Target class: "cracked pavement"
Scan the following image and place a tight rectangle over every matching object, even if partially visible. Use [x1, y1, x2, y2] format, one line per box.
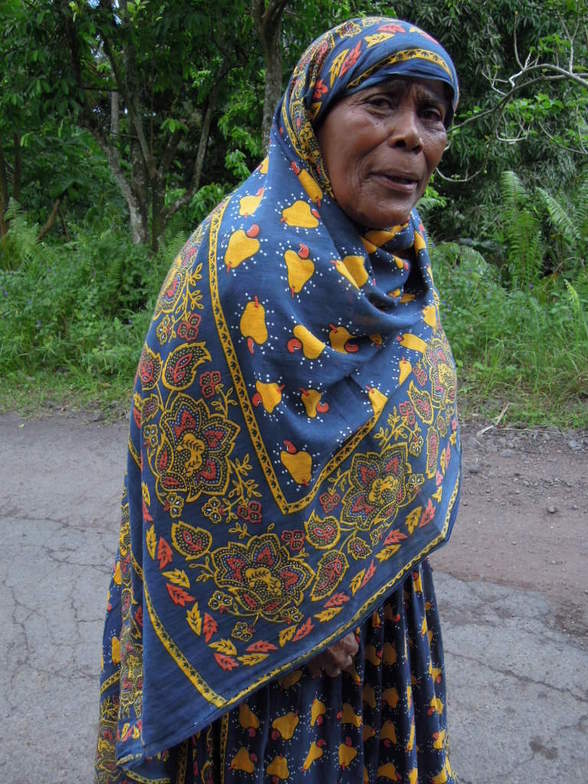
[0, 412, 586, 783]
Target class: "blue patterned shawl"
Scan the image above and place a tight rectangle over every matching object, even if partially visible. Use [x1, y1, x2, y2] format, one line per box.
[96, 16, 461, 779]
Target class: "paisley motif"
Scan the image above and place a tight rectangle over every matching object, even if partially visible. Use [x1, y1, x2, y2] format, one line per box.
[305, 513, 340, 550]
[311, 550, 349, 601]
[137, 346, 162, 390]
[162, 343, 211, 391]
[171, 522, 212, 561]
[407, 382, 434, 425]
[155, 263, 186, 316]
[211, 533, 314, 622]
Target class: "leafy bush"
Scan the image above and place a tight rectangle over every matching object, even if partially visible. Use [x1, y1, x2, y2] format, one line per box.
[0, 217, 180, 382]
[493, 170, 587, 288]
[432, 242, 588, 427]
[0, 204, 39, 271]
[1, 193, 586, 428]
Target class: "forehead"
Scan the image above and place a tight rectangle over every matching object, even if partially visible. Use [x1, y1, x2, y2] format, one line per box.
[352, 77, 450, 105]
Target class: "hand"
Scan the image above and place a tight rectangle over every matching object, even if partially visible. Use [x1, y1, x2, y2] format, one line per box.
[307, 631, 359, 678]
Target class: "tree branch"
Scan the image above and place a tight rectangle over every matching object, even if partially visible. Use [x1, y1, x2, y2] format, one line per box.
[97, 0, 156, 179]
[158, 127, 185, 180]
[161, 89, 218, 223]
[37, 196, 62, 242]
[454, 16, 588, 149]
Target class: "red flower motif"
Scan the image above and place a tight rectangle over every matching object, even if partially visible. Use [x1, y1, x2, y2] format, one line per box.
[177, 313, 202, 342]
[340, 40, 362, 78]
[413, 363, 428, 388]
[378, 23, 405, 33]
[212, 533, 312, 622]
[342, 447, 420, 530]
[237, 500, 263, 524]
[312, 79, 329, 100]
[319, 490, 340, 513]
[199, 370, 222, 399]
[399, 400, 416, 426]
[281, 529, 305, 553]
[158, 395, 239, 502]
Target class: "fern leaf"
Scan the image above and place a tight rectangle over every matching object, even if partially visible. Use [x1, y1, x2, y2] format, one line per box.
[536, 187, 579, 244]
[574, 173, 588, 239]
[500, 170, 526, 210]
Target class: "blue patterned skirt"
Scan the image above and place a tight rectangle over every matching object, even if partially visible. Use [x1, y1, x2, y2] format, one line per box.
[98, 560, 455, 784]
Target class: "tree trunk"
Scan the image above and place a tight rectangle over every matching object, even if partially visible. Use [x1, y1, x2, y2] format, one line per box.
[58, 204, 70, 240]
[110, 91, 119, 137]
[130, 138, 149, 245]
[96, 135, 148, 245]
[261, 25, 283, 147]
[150, 178, 164, 252]
[13, 134, 22, 202]
[251, 1, 289, 149]
[160, 88, 218, 228]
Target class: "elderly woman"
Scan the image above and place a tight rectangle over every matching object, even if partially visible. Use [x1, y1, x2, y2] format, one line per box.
[96, 17, 461, 784]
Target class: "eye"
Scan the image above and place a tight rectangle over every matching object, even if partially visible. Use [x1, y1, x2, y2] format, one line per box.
[421, 103, 446, 123]
[365, 94, 397, 111]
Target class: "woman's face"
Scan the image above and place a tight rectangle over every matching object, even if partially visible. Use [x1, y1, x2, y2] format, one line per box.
[317, 78, 449, 229]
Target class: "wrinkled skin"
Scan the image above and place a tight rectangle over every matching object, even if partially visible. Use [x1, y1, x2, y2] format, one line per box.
[317, 77, 449, 229]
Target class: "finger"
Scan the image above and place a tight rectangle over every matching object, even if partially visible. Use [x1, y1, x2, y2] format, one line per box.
[336, 632, 359, 657]
[336, 652, 354, 673]
[324, 662, 342, 677]
[324, 646, 348, 670]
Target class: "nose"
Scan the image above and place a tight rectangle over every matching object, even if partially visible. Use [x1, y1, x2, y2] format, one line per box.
[387, 107, 422, 152]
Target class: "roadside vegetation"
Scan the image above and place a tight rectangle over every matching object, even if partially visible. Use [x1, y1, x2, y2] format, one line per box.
[1, 0, 586, 427]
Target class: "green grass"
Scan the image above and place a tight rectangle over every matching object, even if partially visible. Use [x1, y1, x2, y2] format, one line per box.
[0, 368, 132, 420]
[432, 243, 588, 429]
[1, 223, 586, 429]
[0, 220, 183, 420]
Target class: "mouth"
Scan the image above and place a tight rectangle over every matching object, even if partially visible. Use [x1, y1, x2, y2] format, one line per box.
[379, 172, 419, 186]
[371, 171, 421, 193]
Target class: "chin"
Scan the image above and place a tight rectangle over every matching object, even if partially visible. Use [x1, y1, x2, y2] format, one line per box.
[371, 204, 415, 229]
[370, 213, 412, 230]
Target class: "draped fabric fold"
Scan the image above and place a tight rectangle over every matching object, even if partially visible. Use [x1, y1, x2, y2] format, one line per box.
[96, 17, 461, 780]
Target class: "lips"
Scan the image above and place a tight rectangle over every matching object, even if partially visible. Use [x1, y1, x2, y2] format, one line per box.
[379, 171, 419, 185]
[387, 174, 418, 184]
[373, 171, 420, 192]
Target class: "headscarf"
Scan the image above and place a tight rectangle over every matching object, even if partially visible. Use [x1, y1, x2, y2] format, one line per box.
[96, 17, 461, 779]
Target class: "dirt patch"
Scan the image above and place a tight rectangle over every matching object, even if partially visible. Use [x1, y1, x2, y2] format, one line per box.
[431, 423, 588, 641]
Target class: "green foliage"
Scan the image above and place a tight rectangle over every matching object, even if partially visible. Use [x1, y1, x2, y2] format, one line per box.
[0, 218, 180, 381]
[1, 0, 586, 427]
[0, 204, 38, 271]
[493, 169, 587, 287]
[418, 181, 448, 217]
[499, 170, 544, 287]
[188, 184, 231, 225]
[432, 242, 588, 427]
[536, 172, 588, 276]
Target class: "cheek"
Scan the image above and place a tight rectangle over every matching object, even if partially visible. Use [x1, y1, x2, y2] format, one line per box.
[425, 134, 448, 170]
[333, 163, 355, 202]
[326, 151, 358, 209]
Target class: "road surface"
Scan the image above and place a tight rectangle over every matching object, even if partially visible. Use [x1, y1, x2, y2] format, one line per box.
[0, 412, 586, 783]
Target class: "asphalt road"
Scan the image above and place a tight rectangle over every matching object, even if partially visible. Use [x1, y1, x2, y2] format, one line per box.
[0, 412, 586, 783]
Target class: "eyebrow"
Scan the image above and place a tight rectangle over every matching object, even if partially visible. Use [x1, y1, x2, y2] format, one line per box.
[366, 80, 449, 109]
